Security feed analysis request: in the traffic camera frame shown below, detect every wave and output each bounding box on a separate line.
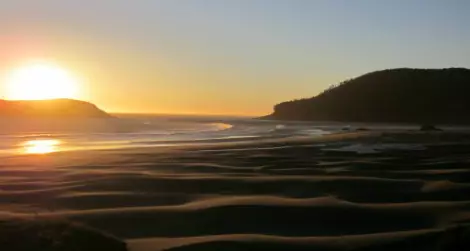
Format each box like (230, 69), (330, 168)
(0, 116), (331, 155)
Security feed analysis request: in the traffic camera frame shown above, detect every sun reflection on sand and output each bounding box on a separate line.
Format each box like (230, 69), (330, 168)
(23, 140), (61, 154)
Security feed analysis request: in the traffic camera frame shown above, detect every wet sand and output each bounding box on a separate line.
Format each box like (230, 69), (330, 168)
(1, 131), (470, 250)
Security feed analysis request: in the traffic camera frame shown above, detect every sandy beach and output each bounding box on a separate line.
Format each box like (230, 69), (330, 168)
(1, 131), (470, 250)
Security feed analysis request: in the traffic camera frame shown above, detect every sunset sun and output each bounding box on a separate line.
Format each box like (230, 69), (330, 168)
(5, 62), (79, 100)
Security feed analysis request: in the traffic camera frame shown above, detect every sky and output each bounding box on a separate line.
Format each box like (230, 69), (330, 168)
(0, 0), (469, 115)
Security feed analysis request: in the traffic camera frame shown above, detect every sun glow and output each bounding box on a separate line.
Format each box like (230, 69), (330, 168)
(5, 62), (79, 100)
(23, 139), (61, 154)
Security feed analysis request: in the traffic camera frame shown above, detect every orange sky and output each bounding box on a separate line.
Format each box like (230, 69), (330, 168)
(2, 1), (469, 116)
(0, 32), (329, 116)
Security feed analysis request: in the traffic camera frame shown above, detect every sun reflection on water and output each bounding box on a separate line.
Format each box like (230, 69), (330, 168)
(23, 139), (61, 154)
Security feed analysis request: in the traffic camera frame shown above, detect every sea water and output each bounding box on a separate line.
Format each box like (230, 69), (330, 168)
(0, 114), (331, 155)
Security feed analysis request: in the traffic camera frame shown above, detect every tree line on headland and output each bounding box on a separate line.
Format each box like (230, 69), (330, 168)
(264, 68), (470, 125)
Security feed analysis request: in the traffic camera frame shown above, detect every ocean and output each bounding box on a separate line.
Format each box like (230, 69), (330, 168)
(2, 114), (460, 156)
(0, 114), (332, 155)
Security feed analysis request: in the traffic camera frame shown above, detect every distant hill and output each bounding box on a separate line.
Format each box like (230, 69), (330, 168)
(264, 68), (470, 124)
(0, 99), (111, 118)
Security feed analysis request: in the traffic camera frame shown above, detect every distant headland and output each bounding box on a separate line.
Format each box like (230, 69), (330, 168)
(263, 68), (470, 124)
(0, 99), (111, 118)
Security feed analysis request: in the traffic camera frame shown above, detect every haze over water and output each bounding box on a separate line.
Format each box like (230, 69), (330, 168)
(0, 115), (331, 155)
(1, 113), (452, 157)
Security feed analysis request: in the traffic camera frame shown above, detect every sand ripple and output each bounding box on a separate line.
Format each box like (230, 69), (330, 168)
(1, 141), (470, 250)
